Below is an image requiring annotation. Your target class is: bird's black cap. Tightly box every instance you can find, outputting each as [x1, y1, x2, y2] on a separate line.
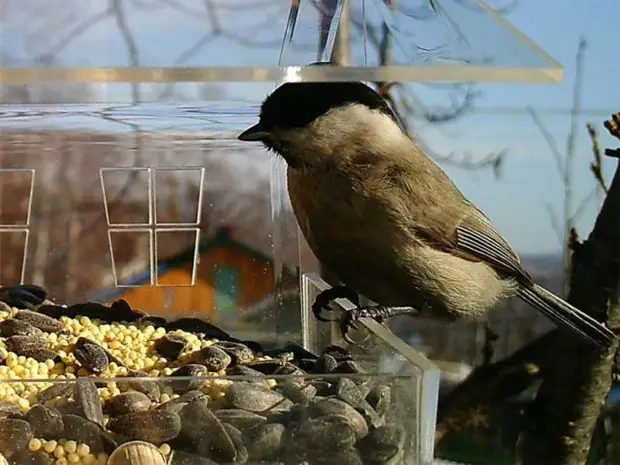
[238, 81, 398, 141]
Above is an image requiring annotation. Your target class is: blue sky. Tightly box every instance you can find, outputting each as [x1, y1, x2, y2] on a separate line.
[3, 0, 620, 256]
[431, 0, 620, 255]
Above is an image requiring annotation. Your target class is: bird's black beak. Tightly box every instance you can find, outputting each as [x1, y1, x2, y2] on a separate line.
[237, 123, 271, 142]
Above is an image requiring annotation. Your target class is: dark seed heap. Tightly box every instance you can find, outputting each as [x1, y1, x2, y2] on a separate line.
[0, 285, 407, 465]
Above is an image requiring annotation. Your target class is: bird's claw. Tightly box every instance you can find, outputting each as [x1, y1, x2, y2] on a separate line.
[312, 288, 420, 345]
[340, 305, 390, 344]
[340, 305, 420, 344]
[311, 286, 360, 323]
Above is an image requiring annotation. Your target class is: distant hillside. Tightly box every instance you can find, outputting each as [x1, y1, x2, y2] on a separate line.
[520, 252, 564, 294]
[520, 252, 563, 276]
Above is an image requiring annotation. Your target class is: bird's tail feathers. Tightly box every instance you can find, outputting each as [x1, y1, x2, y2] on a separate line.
[517, 284, 615, 349]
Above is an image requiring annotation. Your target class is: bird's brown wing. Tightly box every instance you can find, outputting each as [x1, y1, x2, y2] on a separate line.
[414, 200, 532, 284]
[383, 154, 531, 283]
[453, 205, 532, 283]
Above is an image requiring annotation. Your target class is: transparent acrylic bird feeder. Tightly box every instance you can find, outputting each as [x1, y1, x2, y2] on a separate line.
[0, 0, 562, 464]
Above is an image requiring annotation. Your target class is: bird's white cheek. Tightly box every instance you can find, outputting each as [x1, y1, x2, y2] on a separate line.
[313, 105, 410, 148]
[365, 110, 406, 141]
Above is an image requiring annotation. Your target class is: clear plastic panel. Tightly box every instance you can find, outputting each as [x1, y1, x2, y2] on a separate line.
[0, 290, 431, 464]
[0, 2, 561, 461]
[0, 104, 292, 338]
[0, 374, 422, 464]
[0, 0, 562, 84]
[301, 272, 441, 465]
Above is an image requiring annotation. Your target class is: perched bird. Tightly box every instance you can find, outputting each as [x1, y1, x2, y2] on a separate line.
[237, 81, 615, 349]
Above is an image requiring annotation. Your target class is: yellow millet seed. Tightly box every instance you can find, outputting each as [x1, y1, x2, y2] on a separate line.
[6, 352, 17, 366]
[43, 440, 58, 453]
[55, 458, 68, 465]
[159, 444, 171, 456]
[107, 361, 119, 372]
[67, 453, 80, 463]
[28, 438, 43, 451]
[64, 441, 77, 454]
[76, 444, 90, 457]
[17, 397, 30, 412]
[54, 446, 66, 458]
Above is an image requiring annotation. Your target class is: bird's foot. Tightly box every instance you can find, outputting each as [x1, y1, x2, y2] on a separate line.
[311, 286, 360, 322]
[340, 305, 419, 344]
[311, 288, 420, 344]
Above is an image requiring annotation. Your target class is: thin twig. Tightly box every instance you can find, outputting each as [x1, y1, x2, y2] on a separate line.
[545, 202, 563, 243]
[37, 9, 111, 62]
[561, 37, 586, 296]
[527, 106, 564, 177]
[586, 123, 609, 193]
[110, 0, 140, 104]
[572, 188, 599, 223]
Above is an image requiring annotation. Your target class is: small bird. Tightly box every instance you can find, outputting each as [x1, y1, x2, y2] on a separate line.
[237, 81, 615, 349]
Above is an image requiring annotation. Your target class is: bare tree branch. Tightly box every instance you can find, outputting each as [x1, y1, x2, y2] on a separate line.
[545, 202, 564, 243]
[395, 83, 478, 124]
[36, 9, 111, 62]
[437, 112, 620, 465]
[520, 112, 620, 465]
[586, 123, 609, 193]
[527, 106, 565, 177]
[348, 0, 502, 174]
[572, 188, 599, 223]
[110, 0, 140, 104]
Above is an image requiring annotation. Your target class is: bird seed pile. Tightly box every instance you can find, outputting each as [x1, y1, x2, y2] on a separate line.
[0, 285, 408, 465]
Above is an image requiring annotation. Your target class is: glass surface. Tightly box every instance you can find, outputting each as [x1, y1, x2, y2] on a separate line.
[0, 104, 440, 462]
[0, 3, 562, 462]
[0, 296, 426, 465]
[301, 273, 441, 465]
[0, 102, 305, 342]
[0, 375, 420, 465]
[0, 0, 562, 84]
